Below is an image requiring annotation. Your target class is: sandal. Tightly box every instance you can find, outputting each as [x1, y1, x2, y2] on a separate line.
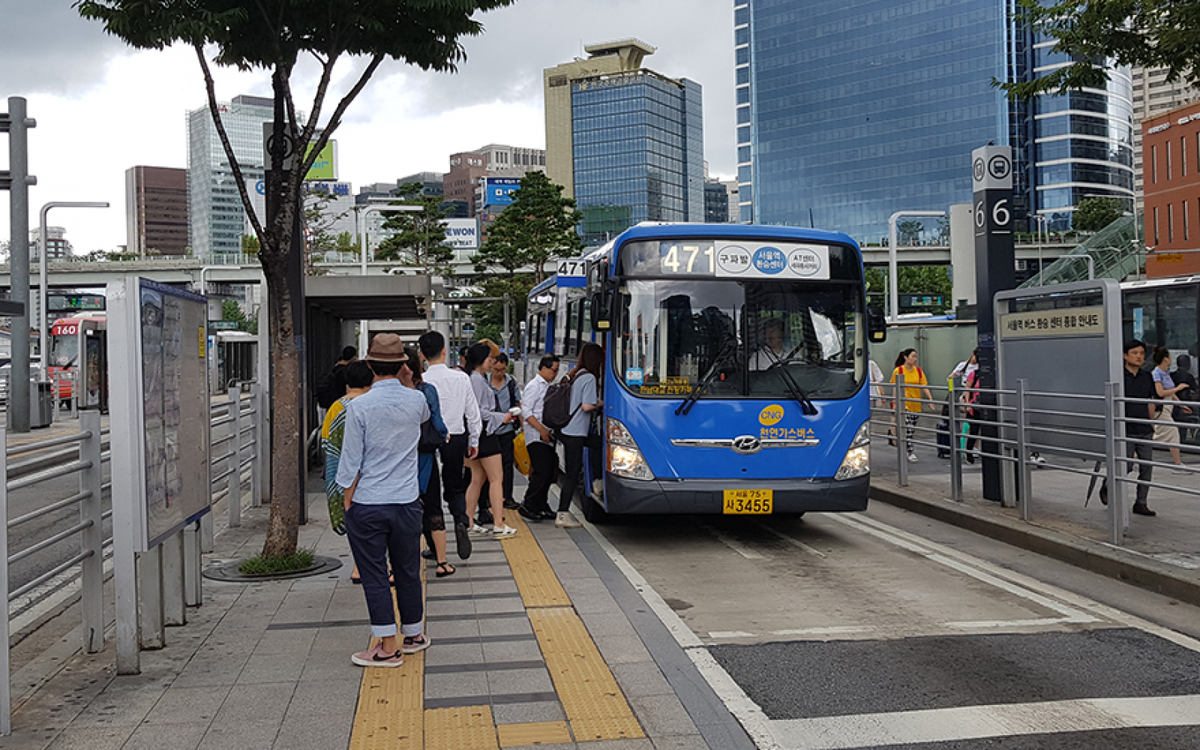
[436, 561, 456, 578]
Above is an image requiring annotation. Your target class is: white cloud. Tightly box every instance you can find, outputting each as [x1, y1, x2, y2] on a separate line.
[1, 1, 736, 253]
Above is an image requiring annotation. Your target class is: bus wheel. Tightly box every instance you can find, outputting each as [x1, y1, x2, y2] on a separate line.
[581, 491, 608, 524]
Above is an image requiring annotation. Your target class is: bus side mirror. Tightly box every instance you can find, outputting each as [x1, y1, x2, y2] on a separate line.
[590, 292, 612, 330]
[867, 306, 887, 343]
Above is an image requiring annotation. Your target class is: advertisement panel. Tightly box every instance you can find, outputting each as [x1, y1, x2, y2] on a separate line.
[483, 177, 521, 207]
[443, 218, 480, 250]
[305, 140, 337, 181]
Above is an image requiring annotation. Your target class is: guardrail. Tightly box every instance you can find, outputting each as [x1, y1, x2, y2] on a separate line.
[1, 381, 266, 735]
[0, 411, 105, 734]
[869, 378, 1196, 546]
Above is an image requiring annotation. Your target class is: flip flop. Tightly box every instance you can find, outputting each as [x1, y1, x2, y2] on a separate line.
[436, 562, 456, 578]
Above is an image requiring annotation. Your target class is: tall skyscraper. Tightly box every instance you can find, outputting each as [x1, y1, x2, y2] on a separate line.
[187, 95, 274, 260]
[544, 39, 705, 246]
[126, 166, 188, 257]
[736, 0, 1134, 239]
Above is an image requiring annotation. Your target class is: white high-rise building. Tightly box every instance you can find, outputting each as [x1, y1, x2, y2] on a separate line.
[187, 95, 274, 260]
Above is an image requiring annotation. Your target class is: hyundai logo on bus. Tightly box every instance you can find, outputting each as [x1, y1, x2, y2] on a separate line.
[731, 435, 763, 455]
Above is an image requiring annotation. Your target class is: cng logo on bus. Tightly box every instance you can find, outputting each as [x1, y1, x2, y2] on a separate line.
[758, 404, 785, 426]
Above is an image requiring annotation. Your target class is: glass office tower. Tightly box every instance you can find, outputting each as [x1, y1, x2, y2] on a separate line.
[736, 0, 1134, 239]
[187, 95, 274, 260]
[571, 73, 704, 246]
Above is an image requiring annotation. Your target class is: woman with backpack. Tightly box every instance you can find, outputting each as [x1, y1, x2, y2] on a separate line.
[463, 342, 519, 538]
[555, 342, 605, 528]
[890, 348, 933, 463]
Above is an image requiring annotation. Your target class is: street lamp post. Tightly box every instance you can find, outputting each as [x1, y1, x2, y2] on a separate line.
[39, 202, 108, 379]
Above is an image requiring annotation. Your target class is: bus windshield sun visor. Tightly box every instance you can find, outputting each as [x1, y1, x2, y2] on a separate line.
[675, 337, 740, 417]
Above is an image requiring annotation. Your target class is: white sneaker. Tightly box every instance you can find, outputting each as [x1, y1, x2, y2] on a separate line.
[1172, 465, 1189, 475]
[591, 479, 604, 496]
[555, 512, 582, 529]
[468, 524, 489, 535]
[1031, 453, 1046, 466]
[907, 453, 918, 463]
[492, 525, 517, 538]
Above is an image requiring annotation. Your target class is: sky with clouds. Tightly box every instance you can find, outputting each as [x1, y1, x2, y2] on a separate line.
[0, 1, 736, 254]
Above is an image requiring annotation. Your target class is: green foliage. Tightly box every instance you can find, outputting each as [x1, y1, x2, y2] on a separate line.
[1001, 0, 1200, 100]
[237, 549, 315, 576]
[334, 231, 357, 254]
[865, 265, 953, 311]
[304, 187, 351, 254]
[473, 172, 583, 282]
[1072, 197, 1125, 233]
[221, 299, 257, 333]
[241, 233, 260, 255]
[375, 183, 454, 273]
[897, 220, 924, 245]
[471, 275, 536, 351]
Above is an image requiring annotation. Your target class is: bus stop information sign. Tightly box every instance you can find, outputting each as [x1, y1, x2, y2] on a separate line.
[108, 277, 212, 552]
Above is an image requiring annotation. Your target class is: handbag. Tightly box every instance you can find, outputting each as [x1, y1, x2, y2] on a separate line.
[419, 418, 444, 454]
[513, 431, 531, 476]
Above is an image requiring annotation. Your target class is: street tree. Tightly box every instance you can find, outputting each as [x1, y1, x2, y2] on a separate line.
[897, 220, 924, 246]
[1002, 0, 1200, 100]
[375, 182, 454, 273]
[77, 0, 515, 560]
[473, 171, 583, 283]
[1072, 197, 1125, 233]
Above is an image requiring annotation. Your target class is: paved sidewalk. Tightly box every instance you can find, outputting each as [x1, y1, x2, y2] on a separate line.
[869, 435, 1200, 606]
[6, 482, 749, 750]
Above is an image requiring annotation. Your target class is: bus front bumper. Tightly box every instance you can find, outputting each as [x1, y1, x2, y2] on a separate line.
[602, 474, 870, 515]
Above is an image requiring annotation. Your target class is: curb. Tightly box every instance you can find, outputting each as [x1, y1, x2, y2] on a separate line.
[870, 484, 1200, 609]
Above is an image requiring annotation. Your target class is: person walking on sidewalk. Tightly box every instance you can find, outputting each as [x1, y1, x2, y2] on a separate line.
[555, 343, 605, 529]
[419, 330, 479, 560]
[889, 348, 934, 463]
[399, 348, 455, 578]
[519, 355, 561, 522]
[337, 334, 433, 666]
[482, 352, 522, 511]
[322, 360, 374, 583]
[1100, 339, 1159, 516]
[463, 342, 520, 538]
[1151, 345, 1190, 473]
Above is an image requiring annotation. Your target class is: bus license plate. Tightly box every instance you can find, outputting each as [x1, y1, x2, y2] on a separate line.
[723, 489, 773, 514]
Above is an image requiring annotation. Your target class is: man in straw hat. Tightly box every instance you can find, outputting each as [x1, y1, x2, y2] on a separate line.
[337, 333, 433, 666]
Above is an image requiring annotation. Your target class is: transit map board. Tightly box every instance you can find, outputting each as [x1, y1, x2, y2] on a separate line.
[108, 277, 212, 552]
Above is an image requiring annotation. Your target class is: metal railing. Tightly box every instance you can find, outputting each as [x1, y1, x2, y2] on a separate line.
[1, 411, 105, 734]
[208, 383, 264, 530]
[870, 377, 1196, 545]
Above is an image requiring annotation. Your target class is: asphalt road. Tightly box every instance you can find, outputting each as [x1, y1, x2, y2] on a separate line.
[591, 503, 1200, 749]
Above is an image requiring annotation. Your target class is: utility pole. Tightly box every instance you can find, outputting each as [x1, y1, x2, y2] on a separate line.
[1, 97, 37, 432]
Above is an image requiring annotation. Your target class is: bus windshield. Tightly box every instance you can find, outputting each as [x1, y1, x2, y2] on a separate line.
[51, 333, 80, 368]
[614, 278, 865, 401]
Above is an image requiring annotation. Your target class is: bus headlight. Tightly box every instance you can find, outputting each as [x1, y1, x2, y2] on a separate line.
[607, 418, 654, 480]
[835, 421, 870, 481]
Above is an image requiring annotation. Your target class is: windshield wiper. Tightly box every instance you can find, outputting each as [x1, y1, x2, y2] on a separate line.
[675, 338, 739, 416]
[765, 347, 818, 415]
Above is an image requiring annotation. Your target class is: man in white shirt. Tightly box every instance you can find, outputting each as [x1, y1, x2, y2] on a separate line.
[748, 318, 788, 371]
[418, 331, 481, 560]
[518, 355, 561, 521]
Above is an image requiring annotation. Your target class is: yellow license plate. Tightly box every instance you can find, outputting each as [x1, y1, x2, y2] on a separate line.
[723, 489, 773, 514]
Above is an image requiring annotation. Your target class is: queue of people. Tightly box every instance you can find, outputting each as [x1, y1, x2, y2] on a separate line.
[320, 332, 603, 667]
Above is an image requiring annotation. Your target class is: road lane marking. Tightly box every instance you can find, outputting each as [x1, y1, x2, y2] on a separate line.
[772, 694, 1200, 750]
[753, 522, 827, 557]
[709, 626, 878, 640]
[692, 520, 768, 560]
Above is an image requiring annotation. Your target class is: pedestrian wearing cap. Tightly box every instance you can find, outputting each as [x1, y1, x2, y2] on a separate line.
[337, 334, 433, 667]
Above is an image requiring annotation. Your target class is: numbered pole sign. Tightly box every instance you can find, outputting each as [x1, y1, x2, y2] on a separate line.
[556, 258, 587, 287]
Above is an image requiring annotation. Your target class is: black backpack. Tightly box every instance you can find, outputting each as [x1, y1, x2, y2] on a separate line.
[316, 363, 345, 409]
[541, 378, 577, 431]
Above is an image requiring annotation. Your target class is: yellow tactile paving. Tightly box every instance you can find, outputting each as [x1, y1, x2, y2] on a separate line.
[529, 607, 646, 742]
[348, 651, 424, 750]
[496, 720, 573, 747]
[423, 706, 499, 750]
[500, 513, 572, 608]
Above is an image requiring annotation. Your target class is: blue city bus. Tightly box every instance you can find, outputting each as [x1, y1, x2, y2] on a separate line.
[525, 223, 887, 521]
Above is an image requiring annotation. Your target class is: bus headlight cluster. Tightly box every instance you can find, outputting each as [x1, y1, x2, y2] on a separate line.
[835, 421, 870, 481]
[607, 418, 654, 480]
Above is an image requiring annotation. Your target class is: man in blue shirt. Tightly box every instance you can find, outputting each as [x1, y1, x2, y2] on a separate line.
[337, 334, 432, 666]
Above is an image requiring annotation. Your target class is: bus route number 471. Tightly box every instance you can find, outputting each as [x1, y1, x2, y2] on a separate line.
[723, 489, 773, 514]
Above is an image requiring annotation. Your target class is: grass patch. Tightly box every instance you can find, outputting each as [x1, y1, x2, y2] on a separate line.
[237, 549, 316, 576]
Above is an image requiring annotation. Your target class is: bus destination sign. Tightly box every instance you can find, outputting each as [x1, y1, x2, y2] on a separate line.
[49, 293, 106, 312]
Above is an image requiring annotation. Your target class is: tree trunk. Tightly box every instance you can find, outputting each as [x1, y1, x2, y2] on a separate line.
[259, 245, 302, 558]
